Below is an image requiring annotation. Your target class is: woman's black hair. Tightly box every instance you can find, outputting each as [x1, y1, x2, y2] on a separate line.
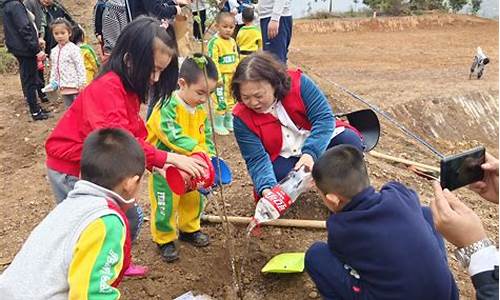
[231, 51, 291, 102]
[70, 24, 85, 44]
[99, 16, 179, 104]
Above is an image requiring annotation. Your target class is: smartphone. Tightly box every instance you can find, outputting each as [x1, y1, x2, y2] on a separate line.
[440, 146, 485, 191]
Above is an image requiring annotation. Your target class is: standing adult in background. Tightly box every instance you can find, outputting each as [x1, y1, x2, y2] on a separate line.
[24, 0, 75, 55]
[23, 0, 51, 103]
[2, 0, 49, 120]
[258, 0, 292, 64]
[131, 0, 192, 20]
[191, 0, 206, 41]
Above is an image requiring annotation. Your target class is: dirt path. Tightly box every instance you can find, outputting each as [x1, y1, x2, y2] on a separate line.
[0, 13, 498, 299]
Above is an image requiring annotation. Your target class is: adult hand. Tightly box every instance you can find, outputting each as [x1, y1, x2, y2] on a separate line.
[469, 152, 499, 203]
[294, 153, 314, 172]
[165, 152, 207, 178]
[36, 51, 46, 61]
[38, 38, 46, 50]
[430, 181, 487, 248]
[267, 20, 279, 40]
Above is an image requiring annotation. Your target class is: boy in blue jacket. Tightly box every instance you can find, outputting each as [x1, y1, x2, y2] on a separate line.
[306, 145, 459, 300]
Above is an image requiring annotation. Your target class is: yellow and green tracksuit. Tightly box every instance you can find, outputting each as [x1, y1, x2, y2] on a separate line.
[207, 34, 239, 115]
[146, 92, 215, 245]
[236, 25, 262, 61]
[79, 43, 100, 85]
[68, 215, 126, 299]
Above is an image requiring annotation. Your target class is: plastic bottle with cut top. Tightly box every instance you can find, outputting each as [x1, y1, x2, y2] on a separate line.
[247, 166, 313, 234]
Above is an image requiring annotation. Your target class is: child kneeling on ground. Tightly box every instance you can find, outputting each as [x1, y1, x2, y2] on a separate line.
[306, 145, 459, 300]
[0, 128, 145, 299]
[146, 54, 218, 262]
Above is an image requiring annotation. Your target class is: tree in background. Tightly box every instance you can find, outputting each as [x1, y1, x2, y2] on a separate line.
[470, 0, 482, 14]
[447, 0, 468, 11]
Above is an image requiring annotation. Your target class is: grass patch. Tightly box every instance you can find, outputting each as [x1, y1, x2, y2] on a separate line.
[0, 47, 17, 74]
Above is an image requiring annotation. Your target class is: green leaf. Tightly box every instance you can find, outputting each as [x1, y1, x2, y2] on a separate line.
[193, 56, 208, 70]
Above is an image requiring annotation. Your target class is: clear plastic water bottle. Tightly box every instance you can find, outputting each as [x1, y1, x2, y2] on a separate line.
[247, 166, 313, 234]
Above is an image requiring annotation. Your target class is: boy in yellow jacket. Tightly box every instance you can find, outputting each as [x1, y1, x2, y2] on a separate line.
[146, 54, 218, 262]
[207, 12, 239, 135]
[236, 7, 262, 61]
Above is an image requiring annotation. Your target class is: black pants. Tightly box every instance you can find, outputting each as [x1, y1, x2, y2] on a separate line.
[37, 69, 47, 99]
[192, 9, 206, 40]
[15, 56, 41, 114]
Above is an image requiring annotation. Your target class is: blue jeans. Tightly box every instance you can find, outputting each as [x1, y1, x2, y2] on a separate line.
[260, 16, 293, 64]
[305, 207, 454, 299]
[272, 128, 364, 182]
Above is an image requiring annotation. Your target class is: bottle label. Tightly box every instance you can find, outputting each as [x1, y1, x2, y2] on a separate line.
[264, 186, 292, 215]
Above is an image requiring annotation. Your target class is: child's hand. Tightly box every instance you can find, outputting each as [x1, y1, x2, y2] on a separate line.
[166, 152, 207, 178]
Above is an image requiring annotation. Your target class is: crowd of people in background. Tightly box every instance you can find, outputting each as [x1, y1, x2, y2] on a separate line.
[0, 0, 498, 299]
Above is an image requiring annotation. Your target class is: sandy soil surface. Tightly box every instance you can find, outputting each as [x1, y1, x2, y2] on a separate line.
[0, 10, 498, 300]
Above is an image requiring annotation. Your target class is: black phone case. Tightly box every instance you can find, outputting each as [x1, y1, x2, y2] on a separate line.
[440, 146, 485, 191]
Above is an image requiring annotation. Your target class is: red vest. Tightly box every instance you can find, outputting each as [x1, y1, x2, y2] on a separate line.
[233, 69, 361, 162]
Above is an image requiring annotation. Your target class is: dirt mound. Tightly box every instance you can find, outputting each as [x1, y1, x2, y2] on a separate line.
[387, 91, 499, 154]
[294, 14, 495, 33]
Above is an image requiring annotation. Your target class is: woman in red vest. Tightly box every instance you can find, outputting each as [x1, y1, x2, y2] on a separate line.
[232, 52, 364, 198]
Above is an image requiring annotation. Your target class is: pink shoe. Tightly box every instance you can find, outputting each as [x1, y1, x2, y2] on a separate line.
[124, 263, 149, 277]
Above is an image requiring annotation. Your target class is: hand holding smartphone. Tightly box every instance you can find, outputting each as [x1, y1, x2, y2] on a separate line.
[440, 146, 485, 191]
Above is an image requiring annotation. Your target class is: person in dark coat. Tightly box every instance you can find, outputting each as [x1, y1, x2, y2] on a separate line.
[2, 0, 49, 120]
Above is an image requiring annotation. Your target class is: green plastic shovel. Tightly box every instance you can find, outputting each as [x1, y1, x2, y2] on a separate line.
[261, 252, 306, 274]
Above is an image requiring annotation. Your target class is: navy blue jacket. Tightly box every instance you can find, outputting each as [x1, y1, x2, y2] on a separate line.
[1, 0, 39, 57]
[328, 182, 458, 300]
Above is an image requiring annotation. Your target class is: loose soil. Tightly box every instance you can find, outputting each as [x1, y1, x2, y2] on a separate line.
[0, 10, 498, 300]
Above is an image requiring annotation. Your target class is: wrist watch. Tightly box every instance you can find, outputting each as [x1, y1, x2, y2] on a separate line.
[454, 238, 494, 268]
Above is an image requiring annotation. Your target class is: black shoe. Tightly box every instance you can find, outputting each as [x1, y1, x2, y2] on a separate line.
[179, 230, 210, 247]
[31, 110, 49, 121]
[158, 242, 179, 263]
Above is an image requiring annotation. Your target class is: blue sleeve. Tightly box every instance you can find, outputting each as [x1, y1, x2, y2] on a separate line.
[233, 116, 277, 195]
[300, 74, 335, 161]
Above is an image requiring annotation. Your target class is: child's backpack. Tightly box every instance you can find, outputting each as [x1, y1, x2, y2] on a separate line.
[80, 44, 101, 68]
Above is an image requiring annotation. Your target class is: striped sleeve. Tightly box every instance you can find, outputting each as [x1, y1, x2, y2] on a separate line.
[68, 215, 126, 300]
[148, 98, 204, 155]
